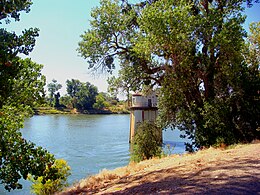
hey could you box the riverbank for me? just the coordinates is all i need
[59,141,260,194]
[33,107,130,115]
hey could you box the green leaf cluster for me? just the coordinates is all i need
[93,93,110,110]
[29,159,71,195]
[0,0,32,24]
[131,121,162,162]
[65,79,98,110]
[0,105,56,191]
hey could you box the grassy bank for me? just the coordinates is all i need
[33,106,130,115]
[59,141,260,194]
[33,107,72,115]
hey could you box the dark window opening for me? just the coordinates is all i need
[148,99,152,107]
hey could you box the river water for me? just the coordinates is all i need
[1,114,188,194]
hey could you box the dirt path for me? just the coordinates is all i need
[60,142,260,195]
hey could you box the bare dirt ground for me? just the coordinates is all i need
[60,142,260,195]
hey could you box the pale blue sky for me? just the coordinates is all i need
[3,0,260,95]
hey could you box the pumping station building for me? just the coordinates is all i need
[129,92,161,143]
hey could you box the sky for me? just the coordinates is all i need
[3,0,260,95]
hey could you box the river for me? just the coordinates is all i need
[0,114,188,194]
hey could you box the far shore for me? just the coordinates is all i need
[33,107,130,115]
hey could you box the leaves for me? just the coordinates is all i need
[66,79,98,110]
[0,28,39,63]
[131,121,162,162]
[29,159,71,195]
[47,79,62,107]
[0,0,32,24]
[0,105,56,191]
[81,0,260,150]
[0,0,64,191]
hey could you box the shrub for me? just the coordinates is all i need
[29,159,71,195]
[130,121,162,162]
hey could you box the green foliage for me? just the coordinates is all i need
[107,76,120,99]
[246,21,260,68]
[249,21,260,50]
[63,80,115,111]
[47,79,62,107]
[66,79,98,110]
[93,92,128,113]
[107,67,138,106]
[108,105,129,114]
[0,0,32,24]
[81,0,260,151]
[0,27,39,63]
[60,95,73,109]
[0,1,58,191]
[34,107,71,115]
[77,82,98,110]
[0,58,46,108]
[66,79,81,98]
[29,159,71,195]
[93,93,109,109]
[0,105,57,191]
[78,0,134,74]
[130,122,162,162]
[0,59,57,191]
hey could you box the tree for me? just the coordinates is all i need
[66,79,82,98]
[76,82,98,110]
[47,79,62,107]
[60,95,73,109]
[79,0,260,150]
[78,0,171,89]
[66,79,98,110]
[93,93,110,109]
[0,59,60,191]
[0,1,61,191]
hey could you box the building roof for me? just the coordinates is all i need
[132,93,142,96]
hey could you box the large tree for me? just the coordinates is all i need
[66,79,98,110]
[79,0,260,150]
[0,0,58,191]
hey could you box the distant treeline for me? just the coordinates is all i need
[45,79,128,113]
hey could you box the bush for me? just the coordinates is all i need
[29,159,71,195]
[130,121,162,162]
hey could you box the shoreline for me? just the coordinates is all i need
[33,107,130,115]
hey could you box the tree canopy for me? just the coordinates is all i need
[79,0,260,150]
[66,79,98,110]
[0,0,60,191]
[0,0,32,23]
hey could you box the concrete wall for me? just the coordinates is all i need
[129,109,159,143]
[132,92,157,108]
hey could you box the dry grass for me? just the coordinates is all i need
[58,161,155,195]
[58,142,260,195]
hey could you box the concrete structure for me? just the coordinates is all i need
[129,92,160,143]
